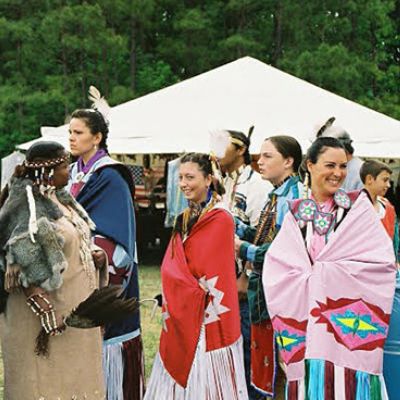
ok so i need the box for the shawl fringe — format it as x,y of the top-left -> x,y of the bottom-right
285,360 -> 388,400
103,330 -> 144,400
145,330 -> 248,400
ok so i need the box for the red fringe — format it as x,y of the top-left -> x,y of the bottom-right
345,368 -> 356,400
324,361 -> 335,400
122,335 -> 145,400
288,380 -> 298,400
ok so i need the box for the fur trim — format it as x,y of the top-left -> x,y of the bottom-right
6,217 -> 67,290
55,189 -> 96,230
0,177 -> 92,292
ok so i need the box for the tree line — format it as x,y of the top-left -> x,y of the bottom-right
0,0 -> 399,159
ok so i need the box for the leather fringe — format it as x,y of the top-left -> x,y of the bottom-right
324,360 -> 335,400
123,334 -> 145,400
345,367 -> 356,400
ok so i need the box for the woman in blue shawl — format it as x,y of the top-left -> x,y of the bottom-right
67,108 -> 144,400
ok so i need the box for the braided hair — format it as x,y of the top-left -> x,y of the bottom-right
227,128 -> 253,165
173,153 -> 224,238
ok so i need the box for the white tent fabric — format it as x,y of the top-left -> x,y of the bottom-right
17,56 -> 400,157
1,151 -> 25,189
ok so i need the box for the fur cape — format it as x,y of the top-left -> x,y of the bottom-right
0,177 -> 95,296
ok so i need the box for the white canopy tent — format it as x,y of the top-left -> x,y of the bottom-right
17,56 -> 400,157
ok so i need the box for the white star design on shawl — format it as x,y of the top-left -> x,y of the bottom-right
199,276 -> 230,325
162,303 -> 170,332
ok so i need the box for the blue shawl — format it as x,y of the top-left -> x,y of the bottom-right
75,164 -> 136,260
71,159 -> 140,339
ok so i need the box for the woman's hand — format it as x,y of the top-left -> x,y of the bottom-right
92,250 -> 106,269
5,264 -> 21,292
24,288 -> 66,335
52,313 -> 67,335
234,237 -> 243,258
236,272 -> 249,301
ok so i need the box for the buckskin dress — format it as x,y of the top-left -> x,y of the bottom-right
2,195 -> 105,400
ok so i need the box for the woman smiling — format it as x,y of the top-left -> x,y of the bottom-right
145,153 -> 248,399
263,137 -> 397,399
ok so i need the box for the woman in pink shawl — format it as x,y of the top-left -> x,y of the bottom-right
263,137 -> 397,399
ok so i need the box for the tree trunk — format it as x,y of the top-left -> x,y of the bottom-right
61,35 -> 69,117
272,0 -> 283,66
130,16 -> 137,94
16,40 -> 24,132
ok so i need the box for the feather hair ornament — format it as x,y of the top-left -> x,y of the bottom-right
247,125 -> 255,141
316,116 -> 336,138
209,129 -> 231,159
208,130 -> 230,191
88,85 -> 111,123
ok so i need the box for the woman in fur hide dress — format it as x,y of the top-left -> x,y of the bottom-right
0,141 -> 107,399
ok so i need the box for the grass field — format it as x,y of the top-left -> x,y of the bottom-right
139,264 -> 162,379
0,264 -> 162,398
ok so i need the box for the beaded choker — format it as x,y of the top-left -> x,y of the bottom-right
273,174 -> 294,189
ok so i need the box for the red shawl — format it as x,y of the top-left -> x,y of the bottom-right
379,197 -> 396,239
159,208 -> 241,388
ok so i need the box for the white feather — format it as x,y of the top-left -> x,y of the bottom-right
88,85 -> 111,120
209,130 -> 230,158
26,185 -> 38,243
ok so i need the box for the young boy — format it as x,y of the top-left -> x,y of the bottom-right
361,159 -> 399,400
360,159 -> 398,240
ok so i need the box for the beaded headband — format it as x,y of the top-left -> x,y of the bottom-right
230,137 -> 246,147
230,126 -> 254,148
24,154 -> 70,169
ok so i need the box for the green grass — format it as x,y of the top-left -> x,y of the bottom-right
0,347 -> 2,400
0,264 -> 161,397
139,264 -> 162,379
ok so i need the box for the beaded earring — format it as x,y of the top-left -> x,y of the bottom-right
35,169 -> 40,185
48,168 -> 55,189
39,167 -> 47,194
303,172 -> 310,199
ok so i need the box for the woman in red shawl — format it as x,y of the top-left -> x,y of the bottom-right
145,153 -> 248,399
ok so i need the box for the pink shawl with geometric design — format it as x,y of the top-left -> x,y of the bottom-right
263,192 -> 396,381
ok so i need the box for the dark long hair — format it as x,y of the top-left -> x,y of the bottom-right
71,109 -> 109,153
300,136 -> 346,179
266,135 -> 303,173
172,152 -> 223,237
304,137 -> 345,166
227,129 -> 252,165
179,153 -> 224,195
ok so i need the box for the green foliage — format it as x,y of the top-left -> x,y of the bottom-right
0,0 -> 398,161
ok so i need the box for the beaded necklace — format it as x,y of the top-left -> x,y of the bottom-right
253,175 -> 295,246
52,194 -> 97,289
181,191 -> 219,239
